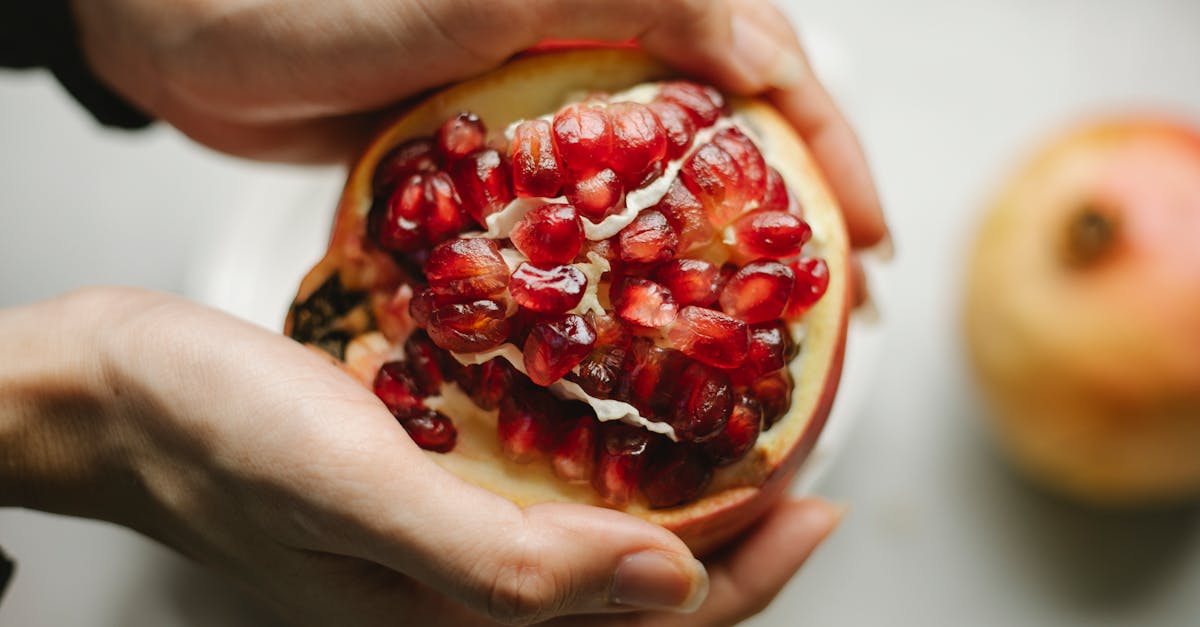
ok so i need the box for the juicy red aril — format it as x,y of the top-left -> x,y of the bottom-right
511,119 -> 565,197
752,370 -> 793,428
702,394 -> 762,466
641,443 -> 713,509
436,112 -> 487,161
719,260 -> 794,324
409,288 -> 435,327
426,299 -> 510,352
573,313 -> 632,398
457,357 -> 516,410
617,339 -> 688,419
510,202 -> 583,264
761,167 -> 790,213
523,314 -> 596,386
373,361 -> 423,417
552,103 -> 613,171
657,81 -> 724,127
424,172 -> 472,243
669,361 -> 733,442
552,411 -> 598,483
612,277 -> 679,328
647,100 -> 696,160
403,330 -> 446,394
424,238 -> 509,300
732,209 -> 812,259
652,258 -> 719,306
617,210 -> 678,265
509,263 -> 586,313
655,179 -> 715,252
450,148 -> 513,224
565,168 -> 623,222
378,174 -> 432,252
731,321 -> 793,385
498,386 -> 561,463
593,422 -> 653,506
786,258 -> 831,317
373,138 -> 437,195
400,409 -> 457,453
682,127 -> 768,228
607,101 -> 667,184
668,306 -> 749,369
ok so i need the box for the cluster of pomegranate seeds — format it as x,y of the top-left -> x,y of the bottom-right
358,80 -> 831,507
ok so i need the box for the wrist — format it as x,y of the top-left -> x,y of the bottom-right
0,288 -> 140,517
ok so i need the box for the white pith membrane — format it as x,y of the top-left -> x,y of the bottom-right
295,50 -> 848,522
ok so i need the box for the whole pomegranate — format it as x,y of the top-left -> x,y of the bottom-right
287,48 -> 850,553
965,118 -> 1200,505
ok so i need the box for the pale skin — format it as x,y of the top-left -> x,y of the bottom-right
1,0 -> 888,625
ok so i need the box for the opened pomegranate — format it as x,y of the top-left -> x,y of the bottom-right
966,118 -> 1200,506
286,49 -> 850,553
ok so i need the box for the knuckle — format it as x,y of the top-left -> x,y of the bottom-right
485,551 -> 564,625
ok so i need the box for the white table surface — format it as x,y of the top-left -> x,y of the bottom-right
4,1 -> 1200,625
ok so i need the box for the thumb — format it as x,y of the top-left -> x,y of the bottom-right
330,445 -> 709,625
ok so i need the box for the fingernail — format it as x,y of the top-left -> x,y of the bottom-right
870,232 -> 896,262
731,14 -> 806,90
610,550 -> 709,612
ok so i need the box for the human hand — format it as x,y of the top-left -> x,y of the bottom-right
70,0 -> 886,249
0,288 -> 840,626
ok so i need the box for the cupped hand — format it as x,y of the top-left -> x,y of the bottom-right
71,0 -> 886,249
6,288 -> 838,626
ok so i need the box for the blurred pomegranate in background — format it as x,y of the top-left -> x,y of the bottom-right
965,118 -> 1200,505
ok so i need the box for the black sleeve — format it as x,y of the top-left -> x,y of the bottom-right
0,2 -> 153,129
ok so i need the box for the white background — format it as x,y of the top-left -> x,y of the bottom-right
3,0 -> 1200,625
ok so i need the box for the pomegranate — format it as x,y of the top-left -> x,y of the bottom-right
286,48 -> 850,553
965,118 -> 1200,505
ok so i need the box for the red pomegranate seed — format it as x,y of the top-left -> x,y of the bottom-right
729,321 -> 794,385
702,394 -> 762,465
593,422 -> 653,506
761,167 -> 790,213
612,277 -> 679,328
424,172 -> 473,243
509,202 -> 584,264
732,209 -> 813,260
373,361 -> 424,417
669,361 -> 733,442
608,101 -> 668,184
424,238 -> 509,300
552,103 -> 613,171
450,148 -> 513,224
426,299 -> 510,352
719,260 -> 794,324
751,370 -> 793,428
403,330 -> 446,394
456,357 -> 517,410
681,127 -> 768,228
654,179 -> 715,251
652,258 -> 719,306
373,138 -> 437,195
573,312 -> 632,398
617,210 -> 678,265
409,288 -> 436,327
436,112 -> 487,161
616,338 -> 687,418
565,168 -> 624,222
497,386 -> 562,463
378,174 -> 432,252
511,119 -> 565,197
509,263 -> 587,313
647,101 -> 696,160
523,314 -> 597,386
641,443 -> 713,508
785,258 -> 831,317
667,306 -> 750,369
657,81 -> 724,128
399,408 -> 457,453
552,410 -> 598,483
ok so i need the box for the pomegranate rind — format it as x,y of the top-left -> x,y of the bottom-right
286,48 -> 851,553
965,118 -> 1200,506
